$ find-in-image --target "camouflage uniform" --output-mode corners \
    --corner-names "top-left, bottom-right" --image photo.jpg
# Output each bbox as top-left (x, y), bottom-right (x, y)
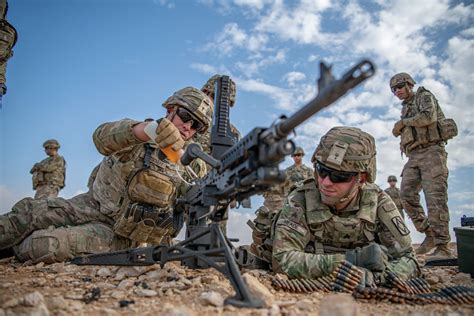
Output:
top-left (0, 0), bottom-right (17, 97)
top-left (272, 127), bottom-right (419, 283)
top-left (390, 73), bottom-right (456, 256)
top-left (285, 164), bottom-right (313, 194)
top-left (384, 176), bottom-right (404, 219)
top-left (30, 139), bottom-right (66, 199)
top-left (0, 87), bottom-right (213, 263)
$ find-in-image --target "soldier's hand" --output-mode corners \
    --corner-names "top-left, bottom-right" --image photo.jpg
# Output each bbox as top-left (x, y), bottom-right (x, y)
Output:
top-left (345, 243), bottom-right (388, 272)
top-left (392, 120), bottom-right (405, 137)
top-left (154, 118), bottom-right (185, 151)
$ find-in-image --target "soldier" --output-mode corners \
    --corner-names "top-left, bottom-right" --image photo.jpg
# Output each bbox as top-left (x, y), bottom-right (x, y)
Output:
top-left (284, 146), bottom-right (313, 194)
top-left (0, 0), bottom-right (17, 104)
top-left (0, 87), bottom-right (213, 263)
top-left (272, 127), bottom-right (420, 284)
top-left (30, 139), bottom-right (66, 199)
top-left (384, 175), bottom-right (405, 219)
top-left (390, 72), bottom-right (456, 260)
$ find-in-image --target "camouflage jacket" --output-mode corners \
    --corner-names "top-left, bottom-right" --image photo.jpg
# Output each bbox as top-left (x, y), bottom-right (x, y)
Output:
top-left (399, 87), bottom-right (446, 154)
top-left (284, 163), bottom-right (313, 193)
top-left (273, 179), bottom-right (415, 279)
top-left (91, 119), bottom-right (188, 221)
top-left (30, 155), bottom-right (66, 189)
top-left (384, 187), bottom-right (403, 211)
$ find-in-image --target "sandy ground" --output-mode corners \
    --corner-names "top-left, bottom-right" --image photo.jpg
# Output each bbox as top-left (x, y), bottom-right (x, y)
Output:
top-left (0, 244), bottom-right (473, 316)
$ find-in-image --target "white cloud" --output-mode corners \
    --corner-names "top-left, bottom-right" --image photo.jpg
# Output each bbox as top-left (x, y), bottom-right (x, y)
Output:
top-left (284, 71), bottom-right (306, 86)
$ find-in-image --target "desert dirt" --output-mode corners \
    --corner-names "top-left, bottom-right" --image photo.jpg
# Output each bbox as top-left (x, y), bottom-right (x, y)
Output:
top-left (0, 243), bottom-right (473, 316)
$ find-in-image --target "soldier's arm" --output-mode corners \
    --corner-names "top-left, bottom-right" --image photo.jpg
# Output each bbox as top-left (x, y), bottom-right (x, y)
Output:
top-left (272, 192), bottom-right (345, 279)
top-left (93, 119), bottom-right (145, 156)
top-left (402, 91), bottom-right (437, 127)
top-left (376, 191), bottom-right (420, 280)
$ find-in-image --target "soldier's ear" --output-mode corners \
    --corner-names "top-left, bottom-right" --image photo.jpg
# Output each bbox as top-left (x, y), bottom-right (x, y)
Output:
top-left (359, 173), bottom-right (367, 183)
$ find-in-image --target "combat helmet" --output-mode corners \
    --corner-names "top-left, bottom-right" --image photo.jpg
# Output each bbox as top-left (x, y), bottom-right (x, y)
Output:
top-left (201, 74), bottom-right (237, 107)
top-left (292, 146), bottom-right (305, 156)
top-left (312, 127), bottom-right (377, 183)
top-left (43, 139), bottom-right (60, 149)
top-left (162, 87), bottom-right (214, 134)
top-left (390, 72), bottom-right (416, 89)
top-left (387, 175), bottom-right (397, 182)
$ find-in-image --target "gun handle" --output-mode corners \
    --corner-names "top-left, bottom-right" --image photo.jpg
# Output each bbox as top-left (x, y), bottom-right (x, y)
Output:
top-left (160, 146), bottom-right (183, 164)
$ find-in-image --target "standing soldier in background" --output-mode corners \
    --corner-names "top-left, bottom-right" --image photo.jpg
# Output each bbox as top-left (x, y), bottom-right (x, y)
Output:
top-left (30, 139), bottom-right (66, 199)
top-left (0, 0), bottom-right (17, 106)
top-left (384, 175), bottom-right (405, 218)
top-left (284, 146), bottom-right (313, 194)
top-left (390, 72), bottom-right (457, 260)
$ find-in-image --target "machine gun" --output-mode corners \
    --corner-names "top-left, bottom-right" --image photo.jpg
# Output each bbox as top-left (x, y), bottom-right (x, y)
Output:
top-left (71, 60), bottom-right (376, 308)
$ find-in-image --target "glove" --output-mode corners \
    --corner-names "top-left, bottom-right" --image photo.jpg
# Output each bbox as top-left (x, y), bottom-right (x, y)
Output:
top-left (392, 119), bottom-right (405, 137)
top-left (345, 243), bottom-right (388, 272)
top-left (154, 118), bottom-right (184, 151)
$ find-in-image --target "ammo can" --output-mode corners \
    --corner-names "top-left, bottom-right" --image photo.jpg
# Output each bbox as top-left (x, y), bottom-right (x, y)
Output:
top-left (454, 227), bottom-right (474, 277)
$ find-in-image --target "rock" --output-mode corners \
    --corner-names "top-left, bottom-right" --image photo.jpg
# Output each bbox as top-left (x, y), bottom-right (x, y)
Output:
top-left (452, 272), bottom-right (472, 286)
top-left (242, 273), bottom-right (274, 308)
top-left (115, 266), bottom-right (147, 280)
top-left (95, 282), bottom-right (116, 290)
top-left (163, 305), bottom-right (196, 316)
top-left (201, 274), bottom-right (219, 284)
top-left (97, 267), bottom-right (114, 277)
top-left (45, 296), bottom-right (68, 311)
top-left (144, 269), bottom-right (168, 281)
top-left (295, 298), bottom-right (313, 311)
top-left (92, 307), bottom-right (120, 315)
top-left (425, 275), bottom-right (440, 285)
top-left (319, 293), bottom-right (358, 316)
top-left (35, 262), bottom-right (45, 269)
top-left (134, 289), bottom-right (158, 297)
top-left (270, 303), bottom-right (281, 316)
top-left (110, 290), bottom-right (126, 299)
top-left (117, 279), bottom-right (135, 289)
top-left (2, 297), bottom-right (20, 308)
top-left (199, 291), bottom-right (224, 307)
top-left (0, 308), bottom-right (5, 316)
top-left (23, 291), bottom-right (45, 307)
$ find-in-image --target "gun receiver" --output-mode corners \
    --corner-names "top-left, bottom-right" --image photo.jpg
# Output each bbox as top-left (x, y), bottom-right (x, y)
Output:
top-left (72, 60), bottom-right (376, 308)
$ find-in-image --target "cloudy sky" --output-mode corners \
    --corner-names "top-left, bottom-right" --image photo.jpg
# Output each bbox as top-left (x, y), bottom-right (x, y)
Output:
top-left (1, 0), bottom-right (473, 245)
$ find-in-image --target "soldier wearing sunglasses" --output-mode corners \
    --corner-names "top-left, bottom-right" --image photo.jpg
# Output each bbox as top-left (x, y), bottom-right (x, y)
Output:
top-left (0, 87), bottom-right (213, 263)
top-left (272, 127), bottom-right (420, 286)
top-left (390, 72), bottom-right (455, 260)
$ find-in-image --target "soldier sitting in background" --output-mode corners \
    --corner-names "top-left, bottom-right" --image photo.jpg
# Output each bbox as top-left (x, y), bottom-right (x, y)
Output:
top-left (30, 139), bottom-right (66, 199)
top-left (272, 126), bottom-right (420, 285)
top-left (384, 175), bottom-right (405, 219)
top-left (0, 87), bottom-right (213, 263)
top-left (284, 146), bottom-right (313, 194)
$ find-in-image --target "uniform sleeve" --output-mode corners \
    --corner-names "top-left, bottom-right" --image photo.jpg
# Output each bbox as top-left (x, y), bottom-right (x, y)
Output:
top-left (376, 191), bottom-right (420, 280)
top-left (272, 191), bottom-right (345, 279)
top-left (93, 119), bottom-right (144, 156)
top-left (403, 91), bottom-right (437, 127)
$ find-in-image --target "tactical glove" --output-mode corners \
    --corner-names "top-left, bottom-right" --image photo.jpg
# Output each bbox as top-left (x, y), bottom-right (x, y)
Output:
top-left (154, 118), bottom-right (185, 151)
top-left (345, 243), bottom-right (388, 272)
top-left (392, 119), bottom-right (405, 137)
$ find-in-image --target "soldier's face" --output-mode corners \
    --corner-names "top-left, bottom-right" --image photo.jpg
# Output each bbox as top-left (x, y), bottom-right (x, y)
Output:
top-left (388, 180), bottom-right (397, 188)
top-left (292, 154), bottom-right (302, 164)
top-left (392, 83), bottom-right (413, 100)
top-left (317, 172), bottom-right (358, 200)
top-left (166, 108), bottom-right (201, 140)
top-left (45, 147), bottom-right (58, 157)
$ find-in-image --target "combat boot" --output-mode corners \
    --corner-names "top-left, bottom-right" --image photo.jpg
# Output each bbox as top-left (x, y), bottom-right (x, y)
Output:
top-left (415, 231), bottom-right (435, 255)
top-left (426, 244), bottom-right (453, 260)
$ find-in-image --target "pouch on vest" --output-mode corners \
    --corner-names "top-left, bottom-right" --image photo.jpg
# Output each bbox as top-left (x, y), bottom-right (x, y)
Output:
top-left (400, 127), bottom-right (415, 151)
top-left (437, 118), bottom-right (458, 141)
top-left (127, 168), bottom-right (175, 207)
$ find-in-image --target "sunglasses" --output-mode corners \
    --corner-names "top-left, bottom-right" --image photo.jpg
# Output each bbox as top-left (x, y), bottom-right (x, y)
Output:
top-left (176, 108), bottom-right (205, 132)
top-left (315, 162), bottom-right (358, 183)
top-left (391, 82), bottom-right (406, 93)
top-left (292, 154), bottom-right (303, 157)
top-left (388, 180), bottom-right (397, 183)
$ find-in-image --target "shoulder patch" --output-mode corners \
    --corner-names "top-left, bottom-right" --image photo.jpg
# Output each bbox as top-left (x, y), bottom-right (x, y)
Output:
top-left (391, 216), bottom-right (410, 236)
top-left (277, 218), bottom-right (308, 236)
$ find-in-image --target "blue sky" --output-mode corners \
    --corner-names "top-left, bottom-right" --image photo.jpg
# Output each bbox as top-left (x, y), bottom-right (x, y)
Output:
top-left (1, 0), bottom-right (473, 245)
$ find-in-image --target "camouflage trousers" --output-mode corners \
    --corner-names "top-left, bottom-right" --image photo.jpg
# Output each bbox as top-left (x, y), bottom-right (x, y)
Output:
top-left (401, 144), bottom-right (450, 245)
top-left (0, 193), bottom-right (131, 263)
top-left (34, 184), bottom-right (60, 199)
